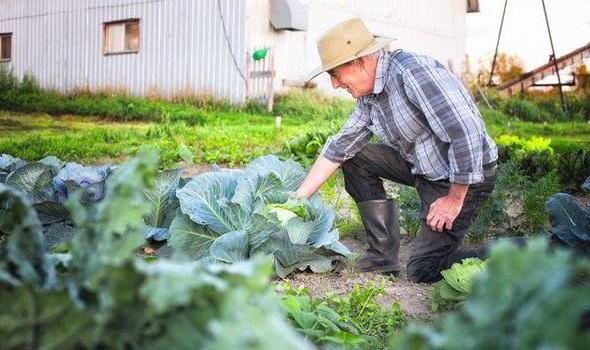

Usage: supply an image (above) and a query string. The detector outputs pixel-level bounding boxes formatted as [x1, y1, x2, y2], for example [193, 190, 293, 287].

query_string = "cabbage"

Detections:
[430, 258, 487, 312]
[170, 155, 351, 277]
[266, 198, 309, 225]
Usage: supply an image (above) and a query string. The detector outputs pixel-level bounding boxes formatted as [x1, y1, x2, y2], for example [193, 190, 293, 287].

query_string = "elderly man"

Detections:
[295, 18, 498, 283]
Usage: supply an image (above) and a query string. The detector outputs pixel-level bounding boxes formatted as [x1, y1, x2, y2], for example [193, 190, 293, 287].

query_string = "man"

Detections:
[295, 18, 498, 283]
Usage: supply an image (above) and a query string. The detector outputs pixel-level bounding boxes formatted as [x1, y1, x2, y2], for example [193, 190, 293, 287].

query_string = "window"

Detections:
[103, 19, 139, 55]
[0, 33, 12, 61]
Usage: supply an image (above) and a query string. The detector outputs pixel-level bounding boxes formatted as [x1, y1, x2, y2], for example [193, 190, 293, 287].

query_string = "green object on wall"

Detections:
[253, 48, 269, 61]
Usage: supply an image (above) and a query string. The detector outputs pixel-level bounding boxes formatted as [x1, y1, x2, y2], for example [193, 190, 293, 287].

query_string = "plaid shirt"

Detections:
[321, 50, 498, 185]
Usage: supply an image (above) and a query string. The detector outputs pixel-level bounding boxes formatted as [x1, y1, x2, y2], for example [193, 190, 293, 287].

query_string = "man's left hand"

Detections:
[426, 184, 469, 232]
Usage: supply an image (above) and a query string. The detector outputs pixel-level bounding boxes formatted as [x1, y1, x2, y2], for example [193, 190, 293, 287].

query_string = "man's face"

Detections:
[328, 59, 375, 98]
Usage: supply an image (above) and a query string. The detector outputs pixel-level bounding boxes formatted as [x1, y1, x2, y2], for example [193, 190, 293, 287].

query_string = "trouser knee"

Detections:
[406, 257, 444, 283]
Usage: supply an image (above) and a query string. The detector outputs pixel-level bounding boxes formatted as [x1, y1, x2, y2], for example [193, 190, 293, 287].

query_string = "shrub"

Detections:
[503, 98, 550, 122]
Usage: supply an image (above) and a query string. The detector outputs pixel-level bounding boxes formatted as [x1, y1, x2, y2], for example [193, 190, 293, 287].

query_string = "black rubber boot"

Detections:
[356, 199, 401, 275]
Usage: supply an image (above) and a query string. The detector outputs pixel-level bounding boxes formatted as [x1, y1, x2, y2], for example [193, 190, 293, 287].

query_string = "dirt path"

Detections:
[279, 235, 436, 321]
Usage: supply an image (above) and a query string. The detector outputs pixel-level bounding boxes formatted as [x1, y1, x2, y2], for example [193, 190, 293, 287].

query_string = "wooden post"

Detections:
[267, 47, 275, 112]
[245, 50, 251, 100]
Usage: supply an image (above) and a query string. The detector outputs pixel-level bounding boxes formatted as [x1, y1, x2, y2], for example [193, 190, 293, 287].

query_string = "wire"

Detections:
[488, 0, 508, 87]
[216, 0, 247, 83]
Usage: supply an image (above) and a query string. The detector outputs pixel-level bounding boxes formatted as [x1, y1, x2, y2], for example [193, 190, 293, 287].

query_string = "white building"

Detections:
[0, 0, 478, 104]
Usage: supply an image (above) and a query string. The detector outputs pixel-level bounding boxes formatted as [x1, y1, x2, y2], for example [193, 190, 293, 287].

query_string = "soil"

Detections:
[279, 234, 436, 322]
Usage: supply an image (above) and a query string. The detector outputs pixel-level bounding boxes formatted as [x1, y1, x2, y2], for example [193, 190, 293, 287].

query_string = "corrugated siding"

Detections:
[0, 0, 247, 103]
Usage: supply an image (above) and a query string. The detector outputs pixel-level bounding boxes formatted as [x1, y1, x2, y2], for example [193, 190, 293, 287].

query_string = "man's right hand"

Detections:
[295, 156, 341, 199]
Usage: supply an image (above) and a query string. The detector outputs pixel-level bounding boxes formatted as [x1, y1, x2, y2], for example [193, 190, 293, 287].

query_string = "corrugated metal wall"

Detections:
[0, 0, 247, 103]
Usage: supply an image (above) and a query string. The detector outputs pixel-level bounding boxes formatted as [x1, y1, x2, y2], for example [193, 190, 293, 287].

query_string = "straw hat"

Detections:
[306, 17, 394, 81]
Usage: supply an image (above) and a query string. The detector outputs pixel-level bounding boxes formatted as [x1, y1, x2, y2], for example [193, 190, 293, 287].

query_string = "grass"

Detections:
[481, 108, 590, 150]
[0, 108, 341, 168]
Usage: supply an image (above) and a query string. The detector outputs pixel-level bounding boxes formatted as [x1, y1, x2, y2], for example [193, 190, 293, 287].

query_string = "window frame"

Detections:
[102, 18, 140, 56]
[0, 32, 12, 62]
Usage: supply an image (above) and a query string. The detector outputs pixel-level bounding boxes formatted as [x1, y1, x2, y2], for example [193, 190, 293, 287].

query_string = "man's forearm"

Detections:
[296, 156, 341, 199]
[447, 183, 469, 203]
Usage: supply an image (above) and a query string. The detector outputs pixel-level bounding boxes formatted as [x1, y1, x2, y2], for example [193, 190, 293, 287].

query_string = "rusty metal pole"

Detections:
[541, 0, 568, 114]
[488, 0, 509, 87]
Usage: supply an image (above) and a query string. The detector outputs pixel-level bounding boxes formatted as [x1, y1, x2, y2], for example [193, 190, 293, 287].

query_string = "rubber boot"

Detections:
[356, 199, 401, 275]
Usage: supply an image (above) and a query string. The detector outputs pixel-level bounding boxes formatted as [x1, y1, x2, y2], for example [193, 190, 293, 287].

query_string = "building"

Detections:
[0, 0, 478, 104]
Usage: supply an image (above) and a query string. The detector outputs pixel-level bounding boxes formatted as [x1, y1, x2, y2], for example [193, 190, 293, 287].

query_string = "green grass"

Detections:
[0, 111, 341, 168]
[482, 108, 590, 150]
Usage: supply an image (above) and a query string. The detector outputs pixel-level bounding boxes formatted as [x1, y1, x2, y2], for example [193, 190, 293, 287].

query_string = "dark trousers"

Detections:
[341, 143, 496, 283]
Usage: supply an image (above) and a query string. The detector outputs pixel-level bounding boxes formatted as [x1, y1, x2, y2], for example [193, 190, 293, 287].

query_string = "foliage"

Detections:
[282, 128, 335, 167]
[324, 280, 407, 347]
[0, 66, 206, 125]
[468, 162, 561, 242]
[522, 171, 561, 232]
[169, 155, 351, 277]
[473, 52, 525, 86]
[0, 152, 352, 276]
[502, 98, 551, 123]
[280, 280, 406, 349]
[280, 284, 370, 349]
[544, 176, 590, 255]
[0, 150, 311, 350]
[493, 133, 589, 192]
[273, 89, 354, 123]
[393, 238, 590, 349]
[430, 258, 487, 312]
[392, 185, 421, 238]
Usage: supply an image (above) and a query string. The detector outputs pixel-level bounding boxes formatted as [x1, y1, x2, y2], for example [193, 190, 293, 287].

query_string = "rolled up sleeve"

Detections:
[402, 64, 486, 185]
[321, 101, 373, 164]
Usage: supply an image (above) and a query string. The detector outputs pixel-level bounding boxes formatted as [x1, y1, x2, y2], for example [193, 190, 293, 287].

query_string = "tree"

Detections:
[476, 52, 525, 86]
[576, 63, 590, 91]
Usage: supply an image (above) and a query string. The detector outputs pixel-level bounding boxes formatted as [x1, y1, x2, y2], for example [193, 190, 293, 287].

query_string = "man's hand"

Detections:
[295, 156, 341, 199]
[426, 184, 469, 232]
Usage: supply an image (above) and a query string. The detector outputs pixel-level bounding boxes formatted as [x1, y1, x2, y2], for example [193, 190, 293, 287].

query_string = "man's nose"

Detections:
[330, 75, 340, 89]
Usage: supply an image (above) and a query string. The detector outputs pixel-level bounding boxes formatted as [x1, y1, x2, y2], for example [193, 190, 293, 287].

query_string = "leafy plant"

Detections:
[0, 150, 311, 350]
[169, 155, 352, 277]
[280, 280, 406, 349]
[544, 175, 590, 255]
[324, 280, 407, 347]
[393, 185, 421, 238]
[281, 284, 370, 349]
[283, 129, 335, 167]
[394, 239, 590, 349]
[468, 162, 562, 241]
[430, 258, 486, 312]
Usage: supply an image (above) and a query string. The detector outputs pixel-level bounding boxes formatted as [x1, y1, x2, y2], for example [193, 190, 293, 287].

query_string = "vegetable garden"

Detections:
[1, 68, 590, 349]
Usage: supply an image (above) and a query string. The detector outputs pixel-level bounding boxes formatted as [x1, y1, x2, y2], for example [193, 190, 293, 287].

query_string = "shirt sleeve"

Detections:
[402, 62, 486, 185]
[321, 100, 373, 164]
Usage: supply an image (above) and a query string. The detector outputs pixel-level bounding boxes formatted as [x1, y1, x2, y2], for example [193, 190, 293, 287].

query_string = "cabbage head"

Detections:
[169, 155, 351, 277]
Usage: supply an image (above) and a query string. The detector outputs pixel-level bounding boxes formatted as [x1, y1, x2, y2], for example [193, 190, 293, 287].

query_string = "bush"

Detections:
[496, 92, 590, 123]
[494, 134, 590, 191]
[503, 98, 551, 122]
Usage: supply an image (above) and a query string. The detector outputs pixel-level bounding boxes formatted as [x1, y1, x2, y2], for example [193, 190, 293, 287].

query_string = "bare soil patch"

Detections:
[279, 235, 436, 321]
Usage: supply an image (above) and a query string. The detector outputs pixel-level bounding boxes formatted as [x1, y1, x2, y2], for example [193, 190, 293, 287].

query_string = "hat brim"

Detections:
[305, 36, 395, 82]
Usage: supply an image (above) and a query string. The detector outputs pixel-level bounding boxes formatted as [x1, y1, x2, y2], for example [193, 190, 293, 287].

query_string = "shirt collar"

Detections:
[372, 50, 389, 95]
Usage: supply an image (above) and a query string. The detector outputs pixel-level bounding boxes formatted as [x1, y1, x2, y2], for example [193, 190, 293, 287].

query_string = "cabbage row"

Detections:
[0, 150, 311, 349]
[0, 152, 351, 277]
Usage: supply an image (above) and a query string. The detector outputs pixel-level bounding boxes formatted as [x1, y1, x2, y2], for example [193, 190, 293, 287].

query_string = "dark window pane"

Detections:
[1, 35, 11, 60]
